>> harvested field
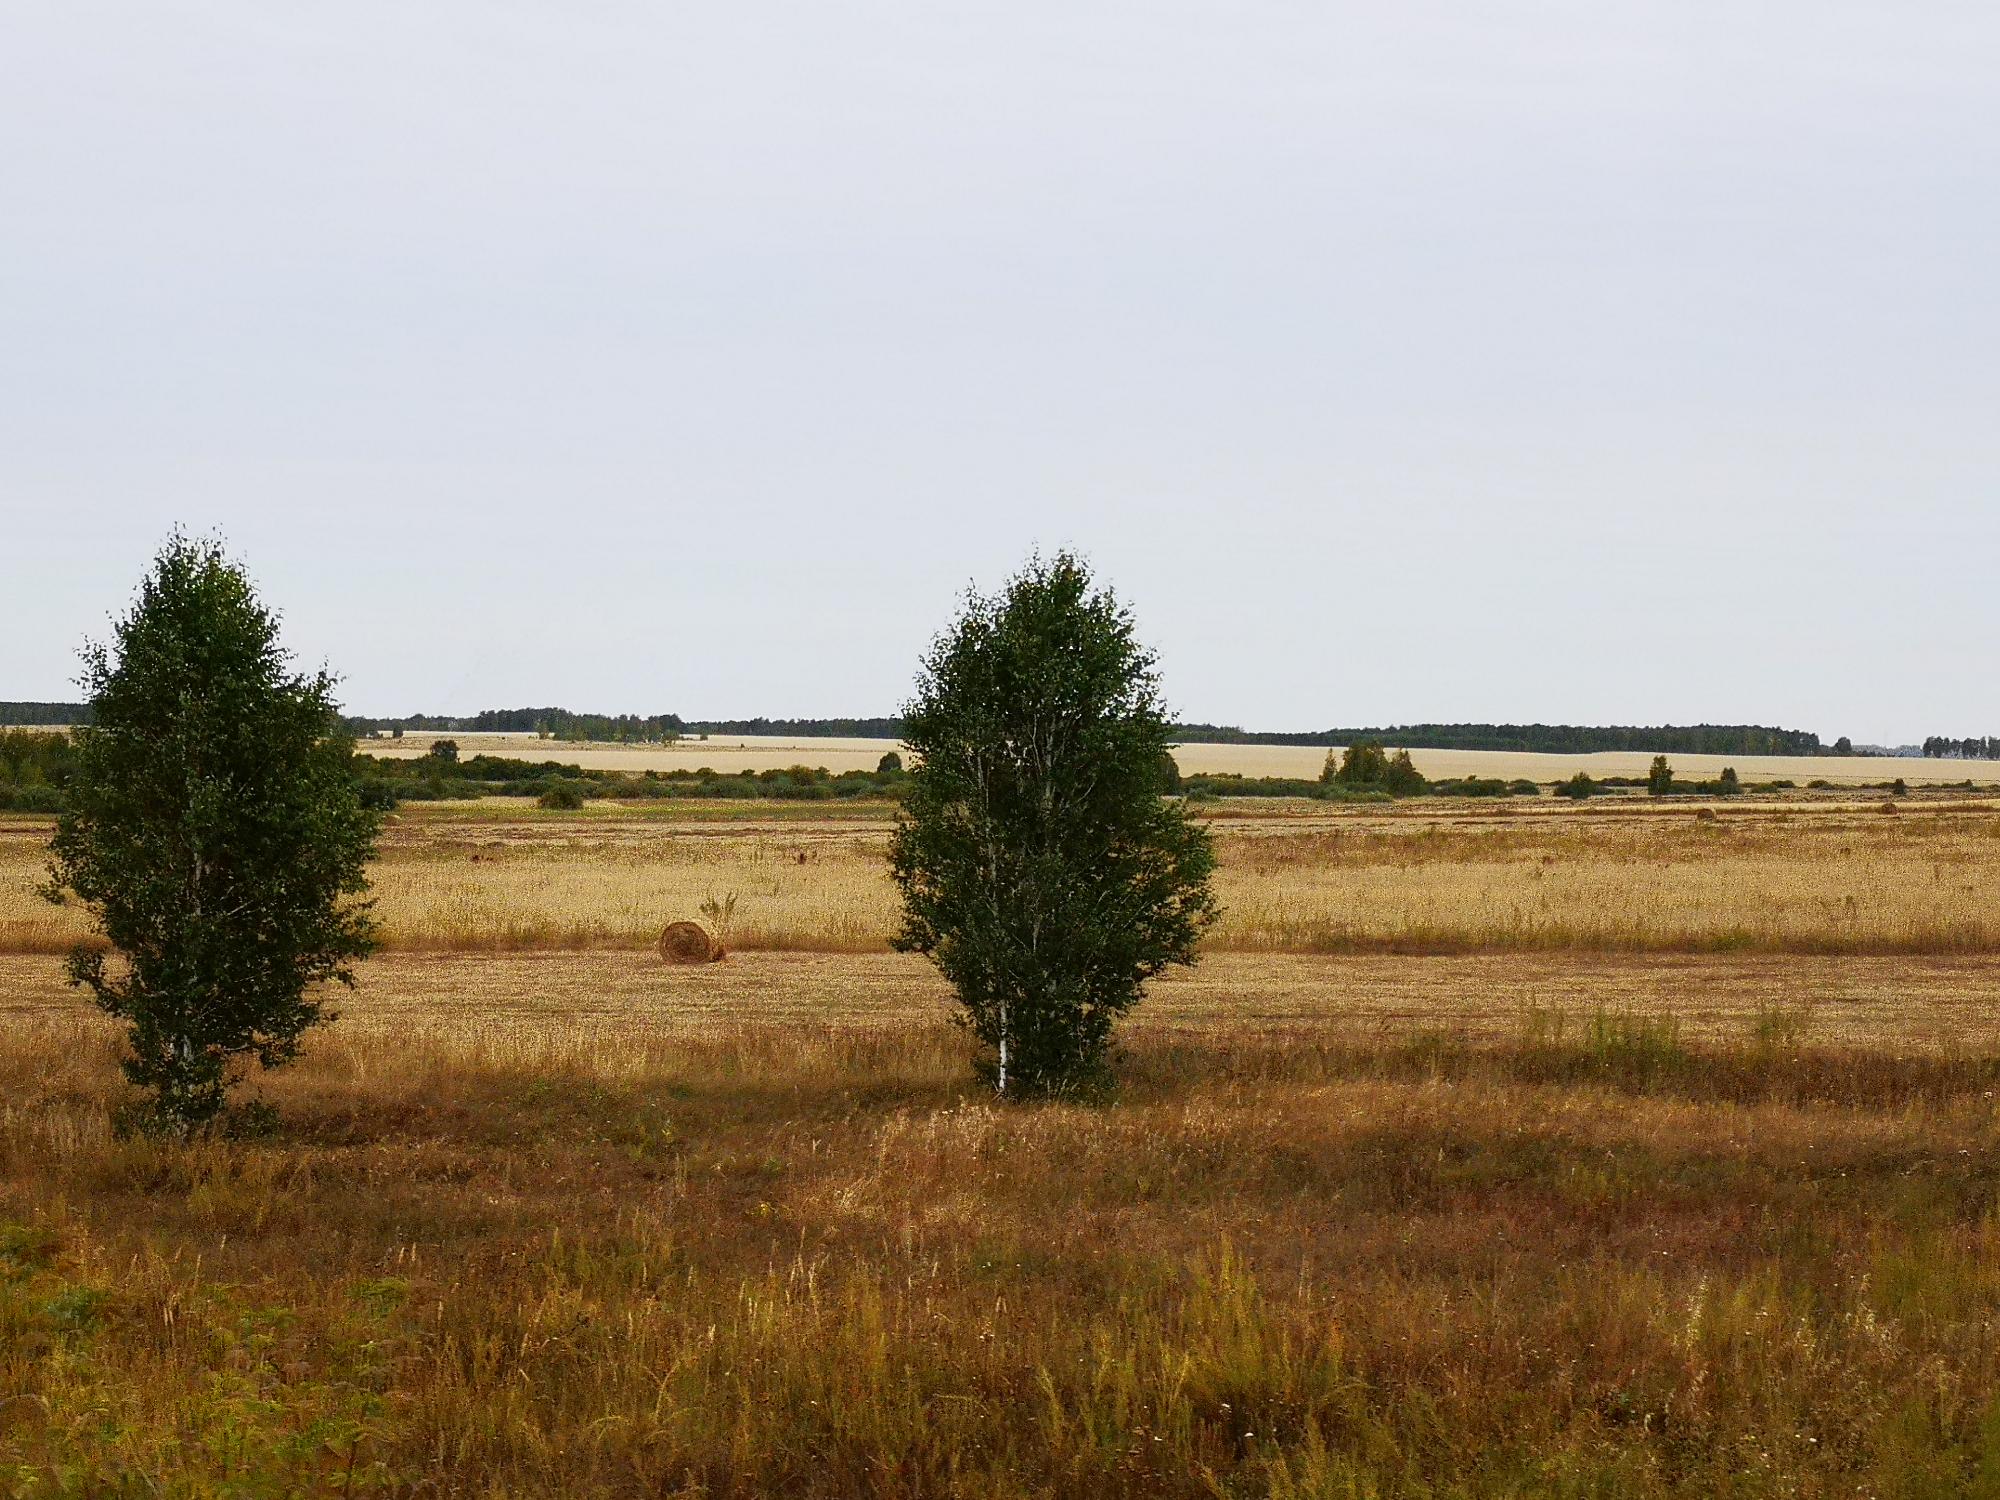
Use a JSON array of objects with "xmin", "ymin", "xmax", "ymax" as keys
[
  {"xmin": 6, "ymin": 949, "xmax": 2000, "ymax": 1494},
  {"xmin": 11, "ymin": 795, "xmax": 2000, "ymax": 957},
  {"xmin": 6, "ymin": 948, "xmax": 2000, "ymax": 1052},
  {"xmin": 9, "ymin": 799, "xmax": 2000, "ymax": 1493}
]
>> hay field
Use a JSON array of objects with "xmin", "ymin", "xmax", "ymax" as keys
[
  {"xmin": 361, "ymin": 729, "xmax": 1979, "ymax": 786},
  {"xmin": 11, "ymin": 795, "xmax": 2000, "ymax": 958},
  {"xmin": 7, "ymin": 946, "xmax": 2000, "ymax": 1494},
  {"xmin": 8, "ymin": 797, "xmax": 2000, "ymax": 1491}
]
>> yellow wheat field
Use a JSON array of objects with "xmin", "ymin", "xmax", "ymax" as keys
[{"xmin": 6, "ymin": 796, "xmax": 2000, "ymax": 957}]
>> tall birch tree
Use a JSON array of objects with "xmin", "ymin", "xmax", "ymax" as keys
[{"xmin": 889, "ymin": 554, "xmax": 1216, "ymax": 1096}]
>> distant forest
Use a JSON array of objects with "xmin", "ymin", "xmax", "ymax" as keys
[
  {"xmin": 0, "ymin": 702, "xmax": 94, "ymax": 726},
  {"xmin": 1165, "ymin": 723, "xmax": 1832, "ymax": 756},
  {"xmin": 344, "ymin": 708, "xmax": 688, "ymax": 742},
  {"xmin": 1922, "ymin": 736, "xmax": 2000, "ymax": 760},
  {"xmin": 3, "ymin": 702, "xmax": 1854, "ymax": 757}
]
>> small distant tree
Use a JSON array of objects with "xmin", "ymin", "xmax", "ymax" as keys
[
  {"xmin": 1647, "ymin": 755, "xmax": 1674, "ymax": 796},
  {"xmin": 1335, "ymin": 740, "xmax": 1391, "ymax": 787},
  {"xmin": 1380, "ymin": 749, "xmax": 1428, "ymax": 797},
  {"xmin": 1833, "ymin": 736, "xmax": 1853, "ymax": 756},
  {"xmin": 1322, "ymin": 740, "xmax": 1425, "ymax": 797},
  {"xmin": 876, "ymin": 751, "xmax": 904, "ymax": 775},
  {"xmin": 889, "ymin": 554, "xmax": 1218, "ymax": 1097},
  {"xmin": 1554, "ymin": 772, "xmax": 1598, "ymax": 800},
  {"xmin": 43, "ymin": 535, "xmax": 380, "ymax": 1133},
  {"xmin": 390, "ymin": 725, "xmax": 405, "ymax": 740},
  {"xmin": 427, "ymin": 738, "xmax": 459, "ymax": 764},
  {"xmin": 537, "ymin": 780, "xmax": 586, "ymax": 809},
  {"xmin": 1717, "ymin": 766, "xmax": 1741, "ymax": 795}
]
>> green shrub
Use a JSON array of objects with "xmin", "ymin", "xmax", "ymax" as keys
[
  {"xmin": 537, "ymin": 781, "xmax": 586, "ymax": 810},
  {"xmin": 1334, "ymin": 740, "xmax": 1390, "ymax": 787},
  {"xmin": 1382, "ymin": 749, "xmax": 1429, "ymax": 797},
  {"xmin": 1433, "ymin": 776, "xmax": 1525, "ymax": 798},
  {"xmin": 0, "ymin": 783, "xmax": 65, "ymax": 814}
]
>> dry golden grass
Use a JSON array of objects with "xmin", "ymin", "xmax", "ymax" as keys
[
  {"xmin": 13, "ymin": 796, "xmax": 2000, "ymax": 958},
  {"xmin": 6, "ymin": 950, "xmax": 2000, "ymax": 1495},
  {"xmin": 13, "ymin": 770, "xmax": 2000, "ymax": 1491}
]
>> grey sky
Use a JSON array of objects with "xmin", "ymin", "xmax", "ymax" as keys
[{"xmin": 4, "ymin": 3, "xmax": 1994, "ymax": 743}]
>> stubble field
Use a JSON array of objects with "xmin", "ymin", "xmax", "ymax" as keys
[
  {"xmin": 3, "ymin": 793, "xmax": 1999, "ymax": 1495},
  {"xmin": 11, "ymin": 794, "xmax": 2000, "ymax": 959}
]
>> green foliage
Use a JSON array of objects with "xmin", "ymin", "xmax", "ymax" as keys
[
  {"xmin": 0, "ymin": 728, "xmax": 72, "ymax": 785},
  {"xmin": 1553, "ymin": 772, "xmax": 1600, "ymax": 800},
  {"xmin": 0, "ymin": 782, "xmax": 66, "ymax": 813},
  {"xmin": 43, "ymin": 535, "xmax": 380, "ymax": 1133},
  {"xmin": 1717, "ymin": 766, "xmax": 1741, "ymax": 795},
  {"xmin": 1381, "ymin": 749, "xmax": 1428, "ymax": 796},
  {"xmin": 1183, "ymin": 774, "xmax": 1388, "ymax": 802},
  {"xmin": 536, "ymin": 780, "xmax": 587, "ymax": 810},
  {"xmin": 1432, "ymin": 776, "xmax": 1538, "ymax": 798},
  {"xmin": 352, "ymin": 752, "xmax": 911, "ymax": 804},
  {"xmin": 427, "ymin": 738, "xmax": 460, "ymax": 764},
  {"xmin": 1647, "ymin": 756, "xmax": 1674, "ymax": 797},
  {"xmin": 876, "ymin": 750, "xmax": 904, "ymax": 775},
  {"xmin": 889, "ymin": 554, "xmax": 1218, "ymax": 1097},
  {"xmin": 1333, "ymin": 740, "xmax": 1390, "ymax": 786},
  {"xmin": 1320, "ymin": 741, "xmax": 1427, "ymax": 797},
  {"xmin": 0, "ymin": 729, "xmax": 75, "ymax": 812}
]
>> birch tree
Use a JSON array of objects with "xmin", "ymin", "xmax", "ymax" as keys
[
  {"xmin": 44, "ymin": 534, "xmax": 379, "ymax": 1133},
  {"xmin": 888, "ymin": 554, "xmax": 1216, "ymax": 1097}
]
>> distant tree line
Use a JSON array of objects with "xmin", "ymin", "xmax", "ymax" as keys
[
  {"xmin": 1922, "ymin": 736, "xmax": 2000, "ymax": 760},
  {"xmin": 1166, "ymin": 722, "xmax": 1831, "ymax": 755},
  {"xmin": 685, "ymin": 716, "xmax": 907, "ymax": 739},
  {"xmin": 0, "ymin": 702, "xmax": 92, "ymax": 726},
  {"xmin": 343, "ymin": 708, "xmax": 687, "ymax": 742},
  {"xmin": 9, "ymin": 700, "xmax": 1861, "ymax": 759}
]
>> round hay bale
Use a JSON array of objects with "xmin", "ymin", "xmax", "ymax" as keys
[{"xmin": 658, "ymin": 921, "xmax": 723, "ymax": 965}]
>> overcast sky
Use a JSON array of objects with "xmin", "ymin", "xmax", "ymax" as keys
[{"xmin": 4, "ymin": 3, "xmax": 1994, "ymax": 742}]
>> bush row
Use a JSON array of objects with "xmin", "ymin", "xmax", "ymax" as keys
[{"xmin": 354, "ymin": 751, "xmax": 911, "ymax": 807}]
